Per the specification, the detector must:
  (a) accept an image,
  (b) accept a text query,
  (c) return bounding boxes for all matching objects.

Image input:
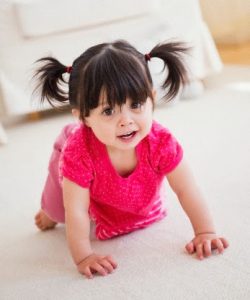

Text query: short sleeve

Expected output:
[59,126,94,188]
[149,122,183,175]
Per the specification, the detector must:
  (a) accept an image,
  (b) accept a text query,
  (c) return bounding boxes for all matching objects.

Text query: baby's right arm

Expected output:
[62,178,117,279]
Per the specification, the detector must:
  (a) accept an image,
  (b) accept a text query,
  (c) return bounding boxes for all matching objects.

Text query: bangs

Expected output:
[81,49,153,116]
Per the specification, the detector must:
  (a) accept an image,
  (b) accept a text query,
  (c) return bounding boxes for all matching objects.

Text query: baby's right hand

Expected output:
[77,253,118,279]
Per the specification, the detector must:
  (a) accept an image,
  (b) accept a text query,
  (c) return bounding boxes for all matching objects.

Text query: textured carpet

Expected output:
[0,66,250,299]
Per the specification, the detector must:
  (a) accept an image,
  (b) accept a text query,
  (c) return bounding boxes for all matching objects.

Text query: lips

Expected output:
[117,131,137,140]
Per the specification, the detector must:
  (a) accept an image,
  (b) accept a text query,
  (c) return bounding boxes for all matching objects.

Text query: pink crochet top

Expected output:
[60,121,183,240]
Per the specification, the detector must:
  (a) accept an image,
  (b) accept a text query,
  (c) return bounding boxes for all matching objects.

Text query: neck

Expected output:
[106,146,137,177]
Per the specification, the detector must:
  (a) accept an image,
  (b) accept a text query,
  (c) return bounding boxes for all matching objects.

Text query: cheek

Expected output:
[92,123,115,143]
[141,109,153,128]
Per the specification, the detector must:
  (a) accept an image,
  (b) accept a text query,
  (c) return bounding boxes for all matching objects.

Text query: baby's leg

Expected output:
[35,123,77,230]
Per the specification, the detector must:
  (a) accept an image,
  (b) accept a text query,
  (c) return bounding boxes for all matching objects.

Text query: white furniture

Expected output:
[0,0,222,143]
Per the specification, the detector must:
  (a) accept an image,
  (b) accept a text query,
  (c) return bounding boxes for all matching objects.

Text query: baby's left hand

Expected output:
[185,233,229,260]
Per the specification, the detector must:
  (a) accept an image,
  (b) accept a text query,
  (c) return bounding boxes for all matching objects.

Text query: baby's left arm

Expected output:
[166,158,229,260]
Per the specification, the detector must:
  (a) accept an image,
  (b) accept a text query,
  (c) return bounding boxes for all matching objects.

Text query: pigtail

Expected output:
[33,57,69,107]
[149,42,189,100]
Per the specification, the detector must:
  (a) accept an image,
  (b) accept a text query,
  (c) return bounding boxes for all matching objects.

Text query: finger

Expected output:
[203,240,212,257]
[84,267,93,279]
[92,263,108,276]
[185,242,195,254]
[220,237,229,248]
[100,260,115,273]
[212,239,224,254]
[105,256,118,269]
[196,243,204,260]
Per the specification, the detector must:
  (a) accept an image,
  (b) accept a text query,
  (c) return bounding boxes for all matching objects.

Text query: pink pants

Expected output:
[41,124,76,223]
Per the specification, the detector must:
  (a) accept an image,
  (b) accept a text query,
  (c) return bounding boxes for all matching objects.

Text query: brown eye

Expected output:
[131,102,142,109]
[102,107,114,116]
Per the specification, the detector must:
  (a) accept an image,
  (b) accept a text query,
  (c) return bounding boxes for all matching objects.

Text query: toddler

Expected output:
[34,40,229,279]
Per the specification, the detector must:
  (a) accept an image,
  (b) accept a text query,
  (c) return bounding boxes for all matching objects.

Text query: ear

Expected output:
[72,108,91,127]
[152,89,157,101]
[84,118,90,127]
[71,108,80,119]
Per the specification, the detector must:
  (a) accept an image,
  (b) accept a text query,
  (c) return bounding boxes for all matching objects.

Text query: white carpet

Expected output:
[0,66,250,299]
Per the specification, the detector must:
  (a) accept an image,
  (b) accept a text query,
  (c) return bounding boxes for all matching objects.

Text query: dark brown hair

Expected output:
[33,40,188,120]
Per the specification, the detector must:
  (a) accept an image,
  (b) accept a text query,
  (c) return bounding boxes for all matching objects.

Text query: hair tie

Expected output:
[144,53,151,62]
[66,66,72,74]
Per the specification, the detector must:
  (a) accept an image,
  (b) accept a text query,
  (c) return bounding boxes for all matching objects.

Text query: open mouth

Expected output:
[117,131,137,140]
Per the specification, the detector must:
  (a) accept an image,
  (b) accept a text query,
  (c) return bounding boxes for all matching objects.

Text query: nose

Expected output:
[118,107,134,127]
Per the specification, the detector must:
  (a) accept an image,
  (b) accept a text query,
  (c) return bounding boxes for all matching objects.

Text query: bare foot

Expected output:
[35,209,57,231]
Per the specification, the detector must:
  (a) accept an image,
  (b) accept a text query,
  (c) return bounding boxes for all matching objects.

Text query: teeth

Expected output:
[123,132,133,137]
[119,131,134,138]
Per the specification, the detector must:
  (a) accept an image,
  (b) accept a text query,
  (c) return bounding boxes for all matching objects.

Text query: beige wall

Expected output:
[200,0,250,44]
